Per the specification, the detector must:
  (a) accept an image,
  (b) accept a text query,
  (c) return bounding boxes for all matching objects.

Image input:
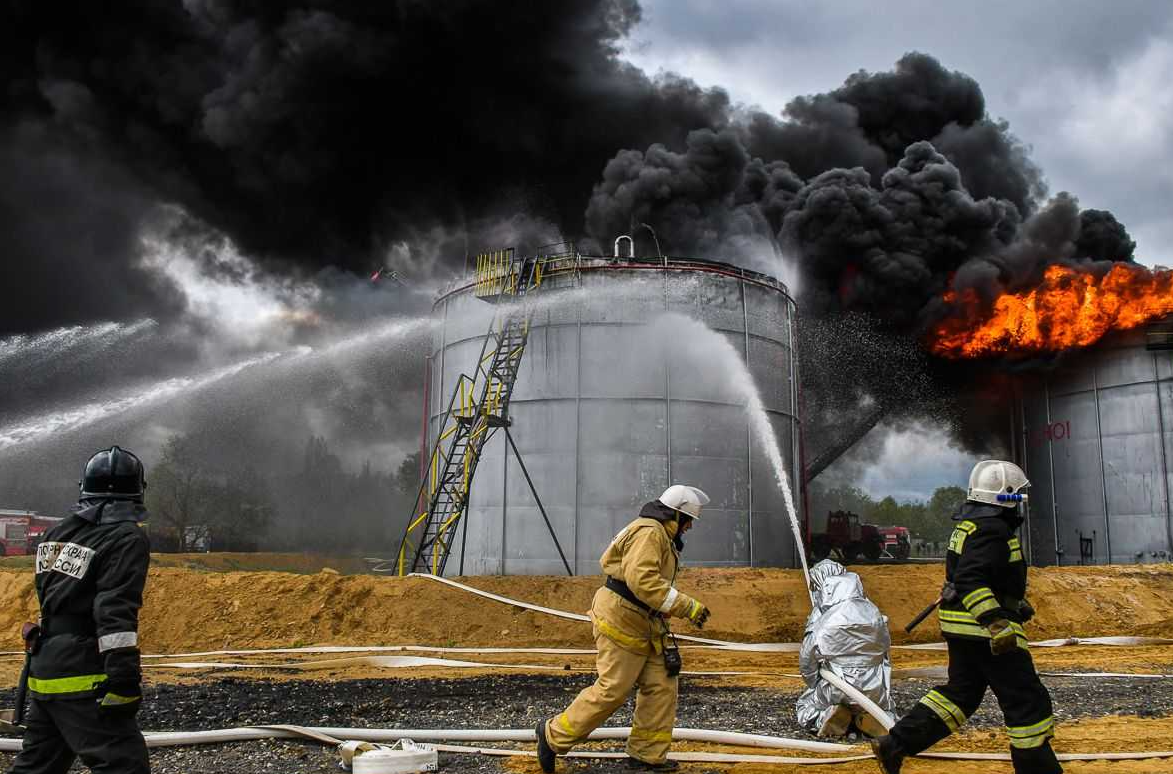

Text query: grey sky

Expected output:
[622,0,1173,268]
[620,1,1173,501]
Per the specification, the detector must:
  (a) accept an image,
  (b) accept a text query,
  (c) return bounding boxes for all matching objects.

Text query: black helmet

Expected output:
[79,446,146,501]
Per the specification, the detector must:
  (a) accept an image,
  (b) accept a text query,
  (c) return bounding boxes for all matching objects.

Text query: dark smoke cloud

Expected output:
[583,128,801,266]
[1,0,734,334]
[0,122,184,335]
[2,0,1147,505]
[783,141,1020,327]
[1074,209,1137,263]
[740,53,1045,215]
[580,51,1134,462]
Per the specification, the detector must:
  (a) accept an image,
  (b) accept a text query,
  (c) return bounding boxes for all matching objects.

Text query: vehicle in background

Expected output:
[810,510,885,563]
[0,510,64,556]
[878,526,912,560]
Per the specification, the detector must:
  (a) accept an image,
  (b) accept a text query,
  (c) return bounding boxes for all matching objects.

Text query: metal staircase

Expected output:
[397,247,572,576]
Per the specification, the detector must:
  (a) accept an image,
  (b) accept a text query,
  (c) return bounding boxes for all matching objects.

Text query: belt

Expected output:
[39,615,97,638]
[604,577,653,614]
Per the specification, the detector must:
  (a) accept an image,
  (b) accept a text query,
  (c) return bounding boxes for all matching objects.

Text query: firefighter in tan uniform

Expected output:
[536,485,712,772]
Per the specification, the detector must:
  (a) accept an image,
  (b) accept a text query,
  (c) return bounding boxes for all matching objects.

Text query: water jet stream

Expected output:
[654,314,811,595]
[0,315,437,452]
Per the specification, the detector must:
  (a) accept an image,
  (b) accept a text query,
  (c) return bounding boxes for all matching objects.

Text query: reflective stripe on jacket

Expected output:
[937,503,1028,648]
[591,509,702,656]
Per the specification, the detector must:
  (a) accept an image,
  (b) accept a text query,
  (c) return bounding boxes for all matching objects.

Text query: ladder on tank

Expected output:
[396,247,575,577]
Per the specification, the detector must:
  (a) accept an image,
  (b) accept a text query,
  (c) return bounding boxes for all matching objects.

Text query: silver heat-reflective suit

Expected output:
[796,570,894,733]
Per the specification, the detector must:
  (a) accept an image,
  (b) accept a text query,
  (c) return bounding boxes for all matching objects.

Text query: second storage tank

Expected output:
[1013,322,1173,565]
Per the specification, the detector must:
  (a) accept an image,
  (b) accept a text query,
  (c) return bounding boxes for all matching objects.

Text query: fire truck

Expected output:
[810,510,886,563]
[878,525,912,560]
[0,510,63,556]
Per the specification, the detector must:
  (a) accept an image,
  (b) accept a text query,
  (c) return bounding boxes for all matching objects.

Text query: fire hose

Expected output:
[1,724,1171,766]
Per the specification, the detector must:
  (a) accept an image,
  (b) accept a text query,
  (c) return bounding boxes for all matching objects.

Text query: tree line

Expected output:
[146,432,420,554]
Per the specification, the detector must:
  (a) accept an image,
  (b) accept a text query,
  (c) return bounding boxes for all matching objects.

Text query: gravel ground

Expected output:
[0,672,1170,773]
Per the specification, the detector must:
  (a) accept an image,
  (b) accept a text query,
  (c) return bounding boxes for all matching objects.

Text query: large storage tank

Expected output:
[1013,321,1173,565]
[425,255,803,575]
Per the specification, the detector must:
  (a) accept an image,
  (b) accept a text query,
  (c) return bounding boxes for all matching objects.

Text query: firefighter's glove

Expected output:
[96,680,142,718]
[1017,600,1035,623]
[686,600,710,629]
[987,619,1017,656]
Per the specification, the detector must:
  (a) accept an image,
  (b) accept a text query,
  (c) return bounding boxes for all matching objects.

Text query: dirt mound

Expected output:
[0,552,368,575]
[1,561,1172,653]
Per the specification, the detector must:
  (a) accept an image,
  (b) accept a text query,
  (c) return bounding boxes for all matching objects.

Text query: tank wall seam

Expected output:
[1092,364,1112,563]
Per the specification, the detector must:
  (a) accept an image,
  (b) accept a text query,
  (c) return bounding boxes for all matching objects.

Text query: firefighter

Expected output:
[796,559,893,738]
[871,460,1061,774]
[10,446,151,774]
[536,485,711,772]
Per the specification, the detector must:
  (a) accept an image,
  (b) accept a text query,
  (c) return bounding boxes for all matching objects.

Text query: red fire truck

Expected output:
[878,526,912,560]
[810,511,886,563]
[0,510,63,556]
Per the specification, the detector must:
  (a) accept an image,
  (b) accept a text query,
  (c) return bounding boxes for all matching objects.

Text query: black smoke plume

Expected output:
[2,0,734,334]
[580,53,1137,464]
[2,1,1145,513]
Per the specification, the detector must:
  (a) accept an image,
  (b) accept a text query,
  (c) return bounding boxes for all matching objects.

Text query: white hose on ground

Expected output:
[409,574,746,647]
[3,630,1166,662]
[0,726,854,754]
[432,742,1173,764]
[139,654,1173,681]
[143,654,771,677]
[4,724,1173,764]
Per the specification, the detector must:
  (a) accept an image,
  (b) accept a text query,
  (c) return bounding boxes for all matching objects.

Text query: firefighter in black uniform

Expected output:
[871,460,1061,774]
[10,446,151,774]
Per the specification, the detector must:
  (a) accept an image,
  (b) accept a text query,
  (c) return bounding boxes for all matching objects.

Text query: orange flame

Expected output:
[930,264,1173,359]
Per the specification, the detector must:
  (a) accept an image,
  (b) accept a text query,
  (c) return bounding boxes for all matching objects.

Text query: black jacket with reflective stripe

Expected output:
[938,503,1028,641]
[30,500,150,700]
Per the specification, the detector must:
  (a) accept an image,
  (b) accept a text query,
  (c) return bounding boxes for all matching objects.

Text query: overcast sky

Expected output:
[622,0,1173,499]
[623,0,1173,270]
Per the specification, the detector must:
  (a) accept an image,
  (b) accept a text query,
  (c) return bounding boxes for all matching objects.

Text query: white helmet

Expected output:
[658,484,710,520]
[967,460,1030,508]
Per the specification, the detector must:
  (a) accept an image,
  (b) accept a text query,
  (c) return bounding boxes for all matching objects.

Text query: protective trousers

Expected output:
[546,628,677,764]
[889,638,1061,774]
[8,698,148,774]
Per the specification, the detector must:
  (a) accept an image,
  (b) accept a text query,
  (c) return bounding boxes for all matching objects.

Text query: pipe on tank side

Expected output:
[1154,354,1173,554]
[741,278,754,566]
[1092,364,1113,563]
[1043,378,1061,565]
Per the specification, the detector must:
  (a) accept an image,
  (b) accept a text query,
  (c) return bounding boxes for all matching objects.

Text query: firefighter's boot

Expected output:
[536,720,556,773]
[854,709,889,739]
[870,735,905,774]
[625,756,680,771]
[817,704,853,738]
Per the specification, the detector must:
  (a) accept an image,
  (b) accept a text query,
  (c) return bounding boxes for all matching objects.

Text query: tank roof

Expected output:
[435,253,791,304]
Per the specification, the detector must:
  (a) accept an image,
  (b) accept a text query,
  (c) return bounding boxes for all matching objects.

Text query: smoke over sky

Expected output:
[1,0,1165,513]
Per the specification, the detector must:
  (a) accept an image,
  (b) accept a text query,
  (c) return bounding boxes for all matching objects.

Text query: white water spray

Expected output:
[653,313,812,596]
[0,315,438,452]
[0,320,154,369]
[0,352,284,450]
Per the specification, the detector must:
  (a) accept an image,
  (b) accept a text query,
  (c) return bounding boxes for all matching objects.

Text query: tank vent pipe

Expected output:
[613,235,633,261]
